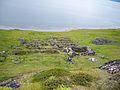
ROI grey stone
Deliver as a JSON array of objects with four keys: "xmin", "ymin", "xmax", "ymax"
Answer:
[
  {"xmin": 66, "ymin": 56, "xmax": 74, "ymax": 64},
  {"xmin": 92, "ymin": 38, "xmax": 116, "ymax": 45},
  {"xmin": 0, "ymin": 80, "xmax": 20, "ymax": 88}
]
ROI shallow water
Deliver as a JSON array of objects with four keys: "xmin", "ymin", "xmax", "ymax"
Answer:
[{"xmin": 0, "ymin": 0, "xmax": 120, "ymax": 31}]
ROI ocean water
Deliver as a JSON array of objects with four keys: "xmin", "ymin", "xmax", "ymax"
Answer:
[{"xmin": 0, "ymin": 0, "xmax": 120, "ymax": 31}]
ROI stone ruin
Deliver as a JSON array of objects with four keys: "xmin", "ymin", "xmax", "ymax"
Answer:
[
  {"xmin": 17, "ymin": 36, "xmax": 96, "ymax": 64},
  {"xmin": 48, "ymin": 36, "xmax": 96, "ymax": 60},
  {"xmin": 92, "ymin": 38, "xmax": 116, "ymax": 45},
  {"xmin": 17, "ymin": 36, "xmax": 95, "ymax": 56},
  {"xmin": 99, "ymin": 60, "xmax": 120, "ymax": 74},
  {"xmin": 48, "ymin": 36, "xmax": 76, "ymax": 50},
  {"xmin": 18, "ymin": 38, "xmax": 43, "ymax": 49}
]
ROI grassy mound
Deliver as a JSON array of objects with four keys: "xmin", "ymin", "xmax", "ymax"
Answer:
[
  {"xmin": 43, "ymin": 77, "xmax": 71, "ymax": 90},
  {"xmin": 32, "ymin": 69, "xmax": 94, "ymax": 89},
  {"xmin": 32, "ymin": 68, "xmax": 70, "ymax": 82}
]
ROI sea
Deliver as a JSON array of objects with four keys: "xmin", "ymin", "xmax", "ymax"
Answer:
[{"xmin": 0, "ymin": 0, "xmax": 120, "ymax": 31}]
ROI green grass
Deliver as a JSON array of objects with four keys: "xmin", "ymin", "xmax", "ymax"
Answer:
[
  {"xmin": 0, "ymin": 29, "xmax": 120, "ymax": 90},
  {"xmin": 0, "ymin": 87, "xmax": 12, "ymax": 90}
]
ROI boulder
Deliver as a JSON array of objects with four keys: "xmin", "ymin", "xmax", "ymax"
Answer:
[
  {"xmin": 86, "ymin": 47, "xmax": 95, "ymax": 55},
  {"xmin": 71, "ymin": 46, "xmax": 95, "ymax": 55},
  {"xmin": 92, "ymin": 38, "xmax": 116, "ymax": 45},
  {"xmin": 71, "ymin": 46, "xmax": 86, "ymax": 52},
  {"xmin": 88, "ymin": 58, "xmax": 97, "ymax": 62}
]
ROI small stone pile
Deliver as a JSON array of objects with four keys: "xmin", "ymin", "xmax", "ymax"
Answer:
[
  {"xmin": 0, "ymin": 80, "xmax": 20, "ymax": 89},
  {"xmin": 92, "ymin": 38, "xmax": 116, "ymax": 45},
  {"xmin": 99, "ymin": 60, "xmax": 120, "ymax": 74}
]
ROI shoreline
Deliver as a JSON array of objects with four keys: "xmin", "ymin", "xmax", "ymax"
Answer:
[
  {"xmin": 0, "ymin": 27, "xmax": 120, "ymax": 32},
  {"xmin": 0, "ymin": 25, "xmax": 120, "ymax": 32}
]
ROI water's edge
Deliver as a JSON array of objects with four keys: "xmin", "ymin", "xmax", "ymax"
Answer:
[{"xmin": 0, "ymin": 28, "xmax": 120, "ymax": 32}]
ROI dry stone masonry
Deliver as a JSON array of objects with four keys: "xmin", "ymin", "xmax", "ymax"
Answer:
[
  {"xmin": 99, "ymin": 60, "xmax": 120, "ymax": 74},
  {"xmin": 17, "ymin": 36, "xmax": 95, "ymax": 56}
]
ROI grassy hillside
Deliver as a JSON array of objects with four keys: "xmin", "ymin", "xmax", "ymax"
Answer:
[{"xmin": 0, "ymin": 29, "xmax": 120, "ymax": 90}]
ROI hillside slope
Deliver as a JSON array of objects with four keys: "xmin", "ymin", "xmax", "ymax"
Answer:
[{"xmin": 0, "ymin": 29, "xmax": 120, "ymax": 90}]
